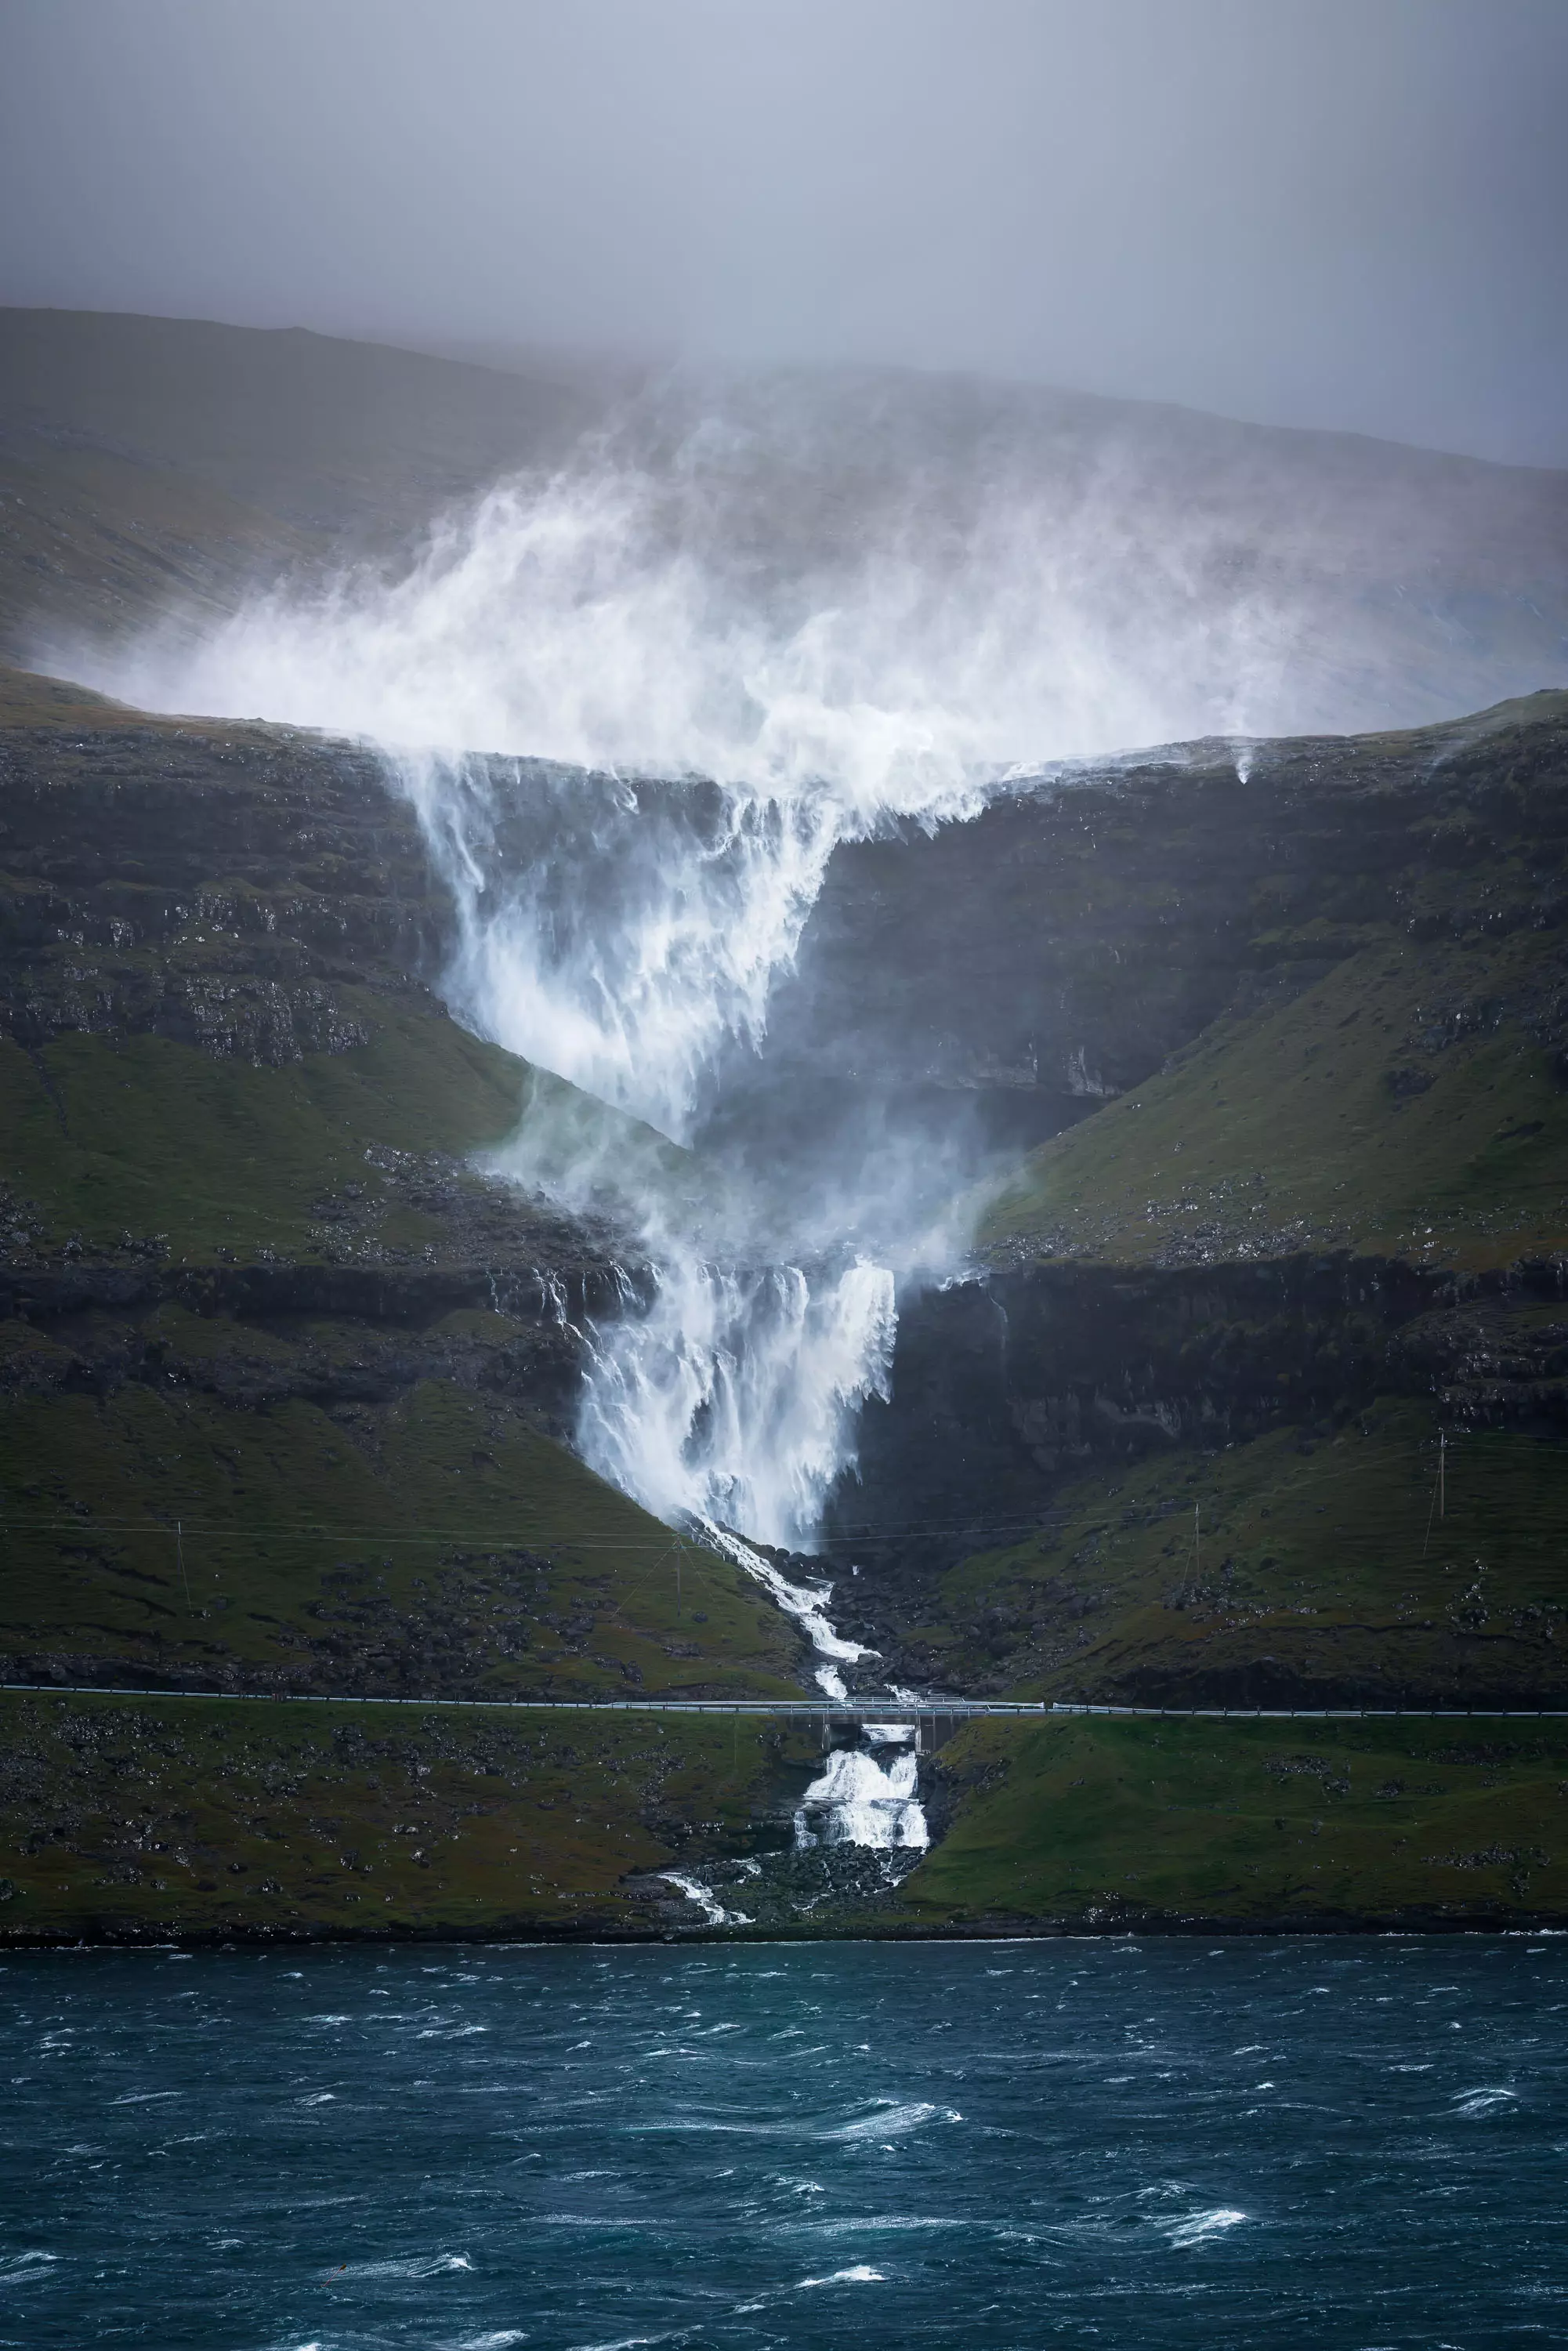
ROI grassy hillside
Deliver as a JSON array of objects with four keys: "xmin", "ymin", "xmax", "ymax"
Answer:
[
  {"xmin": 901, "ymin": 1712, "xmax": 1568, "ymax": 1930},
  {"xmin": 0, "ymin": 310, "xmax": 600, "ymax": 657},
  {"xmin": 0, "ymin": 1691, "xmax": 820, "ymax": 1946},
  {"xmin": 981, "ymin": 691, "xmax": 1568, "ymax": 1271},
  {"xmin": 2, "ymin": 1021, "xmax": 534, "ymax": 1265},
  {"xmin": 982, "ymin": 933, "xmax": 1568, "ymax": 1272},
  {"xmin": 0, "ymin": 676, "xmax": 808, "ymax": 1715},
  {"xmin": 0, "ymin": 1371, "xmax": 800, "ymax": 1700},
  {"xmin": 904, "ymin": 1407, "xmax": 1568, "ymax": 1707}
]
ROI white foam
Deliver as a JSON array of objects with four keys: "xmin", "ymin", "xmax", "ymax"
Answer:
[
  {"xmin": 341, "ymin": 2253, "xmax": 474, "ymax": 2278},
  {"xmin": 824, "ymin": 2101, "xmax": 958, "ymax": 2140},
  {"xmin": 579, "ymin": 1264, "xmax": 897, "ymax": 1557},
  {"xmin": 1164, "ymin": 2208, "xmax": 1248, "ymax": 2248},
  {"xmin": 0, "ymin": 2253, "xmax": 58, "ymax": 2287},
  {"xmin": 798, "ymin": 2266, "xmax": 886, "ymax": 2288},
  {"xmin": 1451, "ymin": 2086, "xmax": 1518, "ymax": 2117},
  {"xmin": 795, "ymin": 1748, "xmax": 929, "ymax": 1853},
  {"xmin": 566, "ymin": 2335, "xmax": 671, "ymax": 2349},
  {"xmin": 696, "ymin": 1520, "xmax": 875, "ymax": 1673}
]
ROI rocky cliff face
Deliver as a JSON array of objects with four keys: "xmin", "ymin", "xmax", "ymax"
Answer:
[
  {"xmin": 0, "ymin": 662, "xmax": 477, "ymax": 1058},
  {"xmin": 0, "ymin": 669, "xmax": 803, "ymax": 1705},
  {"xmin": 762, "ymin": 690, "xmax": 1568, "ymax": 1147},
  {"xmin": 796, "ymin": 693, "xmax": 1568, "ymax": 1709},
  {"xmin": 0, "ymin": 672, "xmax": 622, "ymax": 1440}
]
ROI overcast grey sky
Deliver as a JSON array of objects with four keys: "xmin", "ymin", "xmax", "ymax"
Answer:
[{"xmin": 3, "ymin": 0, "xmax": 1566, "ymax": 464}]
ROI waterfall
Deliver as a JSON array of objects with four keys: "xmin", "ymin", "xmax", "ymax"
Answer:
[
  {"xmin": 80, "ymin": 420, "xmax": 1359, "ymax": 1838},
  {"xmin": 393, "ymin": 743, "xmax": 916, "ymax": 1654},
  {"xmin": 391, "ymin": 742, "xmax": 911, "ymax": 1705},
  {"xmin": 575, "ymin": 1257, "xmax": 896, "ymax": 1552},
  {"xmin": 795, "ymin": 1725, "xmax": 929, "ymax": 1853}
]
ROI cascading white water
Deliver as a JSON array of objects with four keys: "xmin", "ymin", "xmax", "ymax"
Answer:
[
  {"xmin": 576, "ymin": 1257, "xmax": 896, "ymax": 1550},
  {"xmin": 74, "ymin": 413, "xmax": 1402, "ymax": 1821},
  {"xmin": 389, "ymin": 740, "xmax": 910, "ymax": 1692},
  {"xmin": 576, "ymin": 1255, "xmax": 896, "ymax": 1697},
  {"xmin": 795, "ymin": 1725, "xmax": 929, "ymax": 1852},
  {"xmin": 394, "ymin": 744, "xmax": 849, "ymax": 1147}
]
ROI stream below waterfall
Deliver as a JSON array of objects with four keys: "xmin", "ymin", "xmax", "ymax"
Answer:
[
  {"xmin": 656, "ymin": 1718, "xmax": 930, "ymax": 1928},
  {"xmin": 651, "ymin": 1537, "xmax": 933, "ymax": 1916}
]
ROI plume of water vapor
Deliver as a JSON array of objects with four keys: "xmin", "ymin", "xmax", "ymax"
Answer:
[{"xmin": 87, "ymin": 446, "xmax": 1316, "ymax": 790}]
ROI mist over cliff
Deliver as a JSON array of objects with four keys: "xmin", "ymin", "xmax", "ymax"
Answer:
[{"xmin": 44, "ymin": 336, "xmax": 1559, "ymax": 1584}]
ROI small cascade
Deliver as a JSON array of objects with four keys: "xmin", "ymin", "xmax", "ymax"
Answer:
[
  {"xmin": 795, "ymin": 1722, "xmax": 929, "ymax": 1853},
  {"xmin": 656, "ymin": 1869, "xmax": 754, "ymax": 1927},
  {"xmin": 654, "ymin": 1724, "xmax": 928, "ymax": 1929},
  {"xmin": 697, "ymin": 1519, "xmax": 874, "ymax": 1699}
]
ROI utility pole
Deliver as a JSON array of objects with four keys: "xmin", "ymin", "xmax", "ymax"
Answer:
[
  {"xmin": 176, "ymin": 1520, "xmax": 192, "ymax": 1611},
  {"xmin": 1439, "ymin": 1431, "xmax": 1446, "ymax": 1520}
]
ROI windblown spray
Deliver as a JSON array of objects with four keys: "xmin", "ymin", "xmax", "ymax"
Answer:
[{"xmin": 74, "ymin": 412, "xmax": 1406, "ymax": 1730}]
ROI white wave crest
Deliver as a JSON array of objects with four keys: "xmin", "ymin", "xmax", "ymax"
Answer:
[
  {"xmin": 1452, "ymin": 2085, "xmax": 1518, "ymax": 2117},
  {"xmin": 1164, "ymin": 2207, "xmax": 1248, "ymax": 2248},
  {"xmin": 0, "ymin": 2252, "xmax": 58, "ymax": 2288},
  {"xmin": 341, "ymin": 2252, "xmax": 474, "ymax": 2278},
  {"xmin": 824, "ymin": 2100, "xmax": 958, "ymax": 2139}
]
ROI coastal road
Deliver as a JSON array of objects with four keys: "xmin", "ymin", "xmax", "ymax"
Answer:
[{"xmin": 6, "ymin": 1685, "xmax": 1566, "ymax": 1724}]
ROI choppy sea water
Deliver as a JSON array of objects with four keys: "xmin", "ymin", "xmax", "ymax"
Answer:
[{"xmin": 2, "ymin": 1938, "xmax": 1564, "ymax": 2349}]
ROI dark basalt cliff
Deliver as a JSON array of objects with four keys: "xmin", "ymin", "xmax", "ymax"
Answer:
[
  {"xmin": 0, "ymin": 676, "xmax": 621, "ymax": 1448},
  {"xmin": 798, "ymin": 692, "xmax": 1568, "ymax": 1713},
  {"xmin": 765, "ymin": 690, "xmax": 1568, "ymax": 1148},
  {"xmin": 2, "ymin": 713, "xmax": 441, "ymax": 1063},
  {"xmin": 0, "ymin": 671, "xmax": 802, "ymax": 1709}
]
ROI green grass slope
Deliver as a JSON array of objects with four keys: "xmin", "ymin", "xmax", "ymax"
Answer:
[
  {"xmin": 0, "ymin": 680, "xmax": 809, "ymax": 1718},
  {"xmin": 911, "ymin": 1407, "xmax": 1568, "ymax": 1707},
  {"xmin": 0, "ymin": 1019, "xmax": 541, "ymax": 1265},
  {"xmin": 900, "ymin": 1713, "xmax": 1568, "ymax": 1930},
  {"xmin": 987, "ymin": 686, "xmax": 1568, "ymax": 1288},
  {"xmin": 983, "ymin": 934, "xmax": 1568, "ymax": 1272},
  {"xmin": 0, "ymin": 1371, "xmax": 800, "ymax": 1700},
  {"xmin": 0, "ymin": 1690, "xmax": 820, "ymax": 1946}
]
